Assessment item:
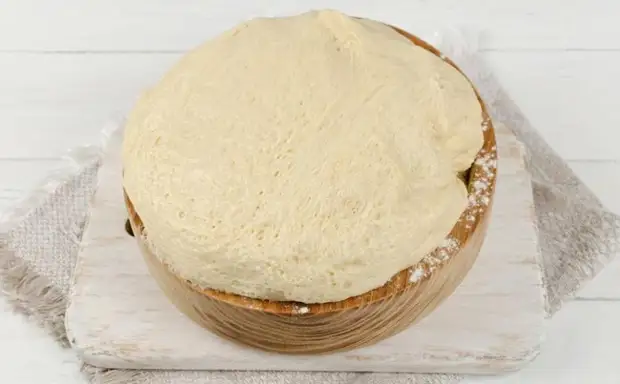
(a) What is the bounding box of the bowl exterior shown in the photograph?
[123,23,498,354]
[126,195,492,354]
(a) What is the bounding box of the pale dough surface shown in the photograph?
[122,10,483,303]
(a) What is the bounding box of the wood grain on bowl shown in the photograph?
[123,25,498,354]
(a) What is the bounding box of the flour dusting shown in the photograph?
[293,305,309,315]
[408,117,497,285]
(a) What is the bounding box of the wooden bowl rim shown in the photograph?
[124,22,498,316]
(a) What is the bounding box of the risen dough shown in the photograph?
[122,10,483,303]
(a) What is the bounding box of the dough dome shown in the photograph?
[122,10,483,303]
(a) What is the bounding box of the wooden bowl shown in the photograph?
[124,24,498,355]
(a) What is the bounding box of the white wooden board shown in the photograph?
[65,123,545,374]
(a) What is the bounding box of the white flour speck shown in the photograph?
[441,237,459,251]
[468,195,477,206]
[481,118,491,132]
[407,143,496,286]
[409,266,425,283]
[473,180,488,191]
[293,305,309,315]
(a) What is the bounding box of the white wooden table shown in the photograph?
[1,1,619,383]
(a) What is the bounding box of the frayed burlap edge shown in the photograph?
[0,235,148,384]
[80,365,149,384]
[0,143,106,350]
[0,237,69,347]
[0,121,140,384]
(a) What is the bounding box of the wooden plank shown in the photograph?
[1,52,620,160]
[0,54,179,103]
[483,51,620,162]
[0,53,180,159]
[0,0,619,52]
[0,108,116,161]
[2,295,620,384]
[0,159,65,217]
[578,261,620,301]
[461,301,620,384]
[0,299,83,384]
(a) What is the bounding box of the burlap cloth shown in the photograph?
[0,30,619,384]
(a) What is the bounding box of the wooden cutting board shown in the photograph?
[66,123,545,374]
